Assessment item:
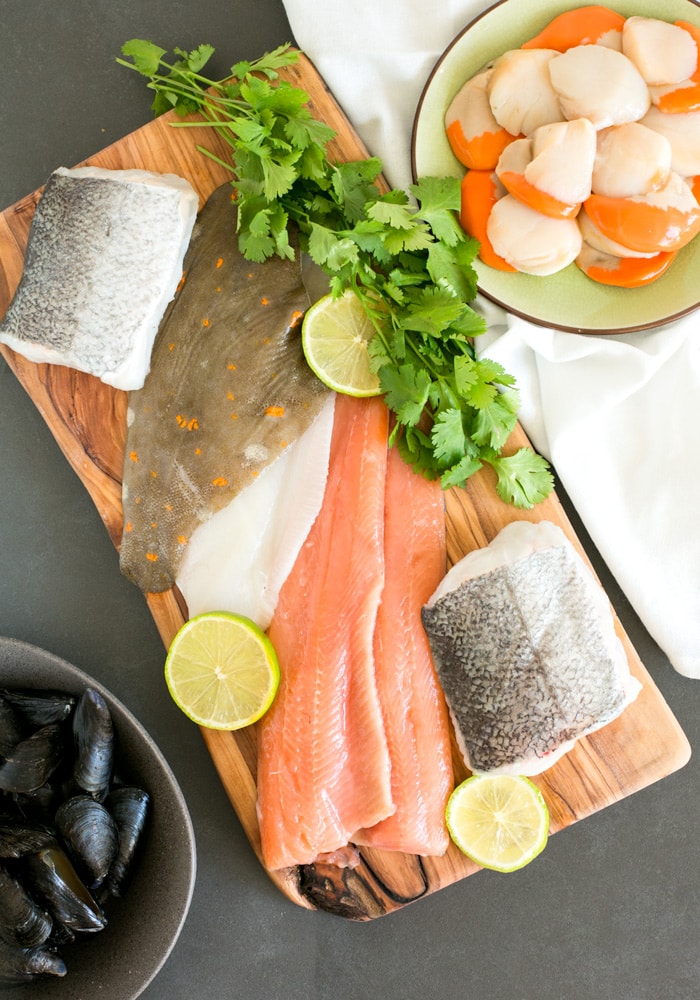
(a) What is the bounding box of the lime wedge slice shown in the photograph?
[446,774,550,872]
[164,612,280,730]
[301,290,381,397]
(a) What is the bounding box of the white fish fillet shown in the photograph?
[422,520,642,777]
[0,166,198,390]
[176,394,336,628]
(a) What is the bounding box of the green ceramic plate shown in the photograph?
[411,0,700,333]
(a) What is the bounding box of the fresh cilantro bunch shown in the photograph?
[119,40,553,507]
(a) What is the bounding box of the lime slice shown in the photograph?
[164,612,280,730]
[301,290,382,397]
[446,774,549,872]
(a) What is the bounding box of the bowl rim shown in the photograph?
[0,634,197,999]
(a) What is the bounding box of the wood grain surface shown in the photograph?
[0,54,690,920]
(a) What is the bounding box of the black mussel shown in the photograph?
[55,795,119,889]
[2,781,63,825]
[72,689,114,802]
[104,786,150,896]
[0,689,76,726]
[0,724,65,795]
[0,697,25,760]
[0,821,54,860]
[25,845,106,935]
[0,939,66,984]
[0,863,52,948]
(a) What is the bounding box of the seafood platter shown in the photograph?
[413,0,700,332]
[0,38,692,923]
[0,636,195,995]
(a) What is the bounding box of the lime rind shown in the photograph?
[164,611,280,731]
[446,773,550,873]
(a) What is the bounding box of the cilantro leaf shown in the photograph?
[487,449,555,508]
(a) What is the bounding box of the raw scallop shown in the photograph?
[421,521,641,776]
[119,182,330,593]
[0,166,198,390]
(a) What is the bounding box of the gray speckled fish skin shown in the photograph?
[119,182,330,594]
[422,542,632,775]
[0,166,198,390]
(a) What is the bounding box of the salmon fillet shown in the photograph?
[355,447,453,856]
[257,394,393,870]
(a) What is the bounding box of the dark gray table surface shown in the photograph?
[1,3,698,998]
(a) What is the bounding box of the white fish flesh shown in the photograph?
[0,166,198,390]
[176,394,336,628]
[421,520,641,776]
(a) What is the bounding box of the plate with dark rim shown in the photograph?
[411,0,700,334]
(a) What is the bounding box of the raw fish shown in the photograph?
[257,394,393,870]
[119,182,330,593]
[354,447,453,857]
[0,166,198,390]
[176,394,336,628]
[421,521,641,777]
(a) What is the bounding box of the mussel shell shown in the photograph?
[25,845,106,935]
[72,688,114,802]
[104,785,150,896]
[0,863,52,948]
[0,724,65,795]
[0,822,55,859]
[0,696,25,760]
[55,795,119,889]
[0,939,66,984]
[0,689,76,726]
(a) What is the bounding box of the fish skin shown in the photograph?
[0,166,198,390]
[119,182,330,593]
[257,394,394,871]
[422,520,641,776]
[354,446,453,857]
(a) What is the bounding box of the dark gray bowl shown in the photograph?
[0,636,196,998]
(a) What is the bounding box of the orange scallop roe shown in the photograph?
[446,118,515,171]
[584,192,700,253]
[521,5,625,51]
[577,249,677,288]
[459,170,516,271]
[655,22,700,114]
[498,170,581,220]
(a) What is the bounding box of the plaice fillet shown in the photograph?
[0,166,198,390]
[119,182,330,594]
[421,520,641,777]
[354,446,453,857]
[257,394,393,871]
[176,393,336,628]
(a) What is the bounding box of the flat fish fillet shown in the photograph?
[422,520,642,776]
[119,182,330,593]
[354,447,453,857]
[257,394,394,870]
[0,166,198,390]
[176,394,336,628]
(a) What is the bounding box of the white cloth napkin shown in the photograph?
[282,0,700,678]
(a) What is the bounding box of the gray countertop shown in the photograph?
[1,3,698,998]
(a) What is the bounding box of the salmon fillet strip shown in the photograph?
[257,394,394,870]
[355,446,453,856]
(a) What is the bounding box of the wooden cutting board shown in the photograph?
[0,54,690,920]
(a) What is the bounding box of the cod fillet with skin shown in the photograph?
[421,520,642,776]
[0,166,198,390]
